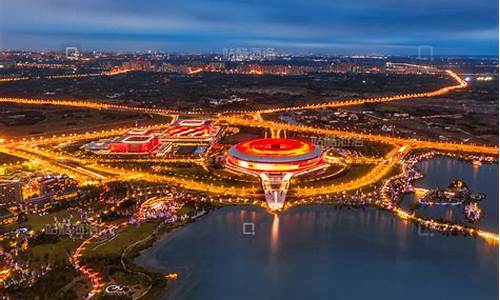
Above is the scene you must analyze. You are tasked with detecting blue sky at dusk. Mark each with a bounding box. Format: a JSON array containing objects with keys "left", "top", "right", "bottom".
[{"left": 0, "top": 0, "right": 498, "bottom": 55}]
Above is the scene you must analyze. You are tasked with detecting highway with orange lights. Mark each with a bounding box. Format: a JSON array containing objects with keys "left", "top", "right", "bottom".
[
  {"left": 0, "top": 68, "right": 131, "bottom": 83},
  {"left": 1, "top": 65, "right": 498, "bottom": 298}
]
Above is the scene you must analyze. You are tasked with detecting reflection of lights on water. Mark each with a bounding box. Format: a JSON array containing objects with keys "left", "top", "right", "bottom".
[
  {"left": 476, "top": 76, "right": 493, "bottom": 81},
  {"left": 270, "top": 214, "right": 280, "bottom": 253},
  {"left": 446, "top": 158, "right": 452, "bottom": 172},
  {"left": 445, "top": 207, "right": 453, "bottom": 221},
  {"left": 472, "top": 162, "right": 480, "bottom": 181}
]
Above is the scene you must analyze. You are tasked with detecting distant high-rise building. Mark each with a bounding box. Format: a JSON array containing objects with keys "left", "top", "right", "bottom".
[
  {"left": 385, "top": 62, "right": 438, "bottom": 75},
  {"left": 65, "top": 46, "right": 80, "bottom": 60},
  {"left": 222, "top": 48, "right": 278, "bottom": 61}
]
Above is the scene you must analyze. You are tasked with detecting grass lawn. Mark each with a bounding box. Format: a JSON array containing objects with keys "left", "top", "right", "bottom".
[
  {"left": 80, "top": 221, "right": 165, "bottom": 295},
  {"left": 28, "top": 237, "right": 81, "bottom": 266},
  {"left": 292, "top": 163, "right": 374, "bottom": 189},
  {"left": 84, "top": 221, "right": 161, "bottom": 259},
  {"left": 4, "top": 209, "right": 75, "bottom": 232},
  {"left": 7, "top": 267, "right": 81, "bottom": 300},
  {"left": 160, "top": 165, "right": 259, "bottom": 189},
  {"left": 0, "top": 151, "right": 27, "bottom": 165}
]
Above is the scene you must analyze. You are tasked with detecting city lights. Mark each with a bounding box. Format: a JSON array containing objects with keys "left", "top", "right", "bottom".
[{"left": 0, "top": 50, "right": 498, "bottom": 300}]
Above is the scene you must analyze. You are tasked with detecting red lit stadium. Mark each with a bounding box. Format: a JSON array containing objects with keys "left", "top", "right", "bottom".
[{"left": 225, "top": 138, "right": 326, "bottom": 175}]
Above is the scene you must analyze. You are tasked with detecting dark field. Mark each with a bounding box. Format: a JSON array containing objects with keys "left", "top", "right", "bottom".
[{"left": 0, "top": 72, "right": 454, "bottom": 112}]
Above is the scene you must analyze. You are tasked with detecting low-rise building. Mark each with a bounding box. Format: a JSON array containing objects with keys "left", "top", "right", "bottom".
[{"left": 0, "top": 180, "right": 23, "bottom": 208}]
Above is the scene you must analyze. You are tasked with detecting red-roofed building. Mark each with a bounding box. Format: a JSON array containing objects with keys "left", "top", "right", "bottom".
[
  {"left": 162, "top": 119, "right": 221, "bottom": 144},
  {"left": 108, "top": 134, "right": 159, "bottom": 153}
]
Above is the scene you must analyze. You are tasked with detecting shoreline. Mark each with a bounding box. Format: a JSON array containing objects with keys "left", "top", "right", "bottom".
[
  {"left": 124, "top": 155, "right": 499, "bottom": 299},
  {"left": 131, "top": 203, "right": 499, "bottom": 300}
]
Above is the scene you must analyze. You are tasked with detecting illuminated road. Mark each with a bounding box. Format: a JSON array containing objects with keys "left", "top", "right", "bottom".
[
  {"left": 378, "top": 153, "right": 499, "bottom": 244},
  {"left": 0, "top": 68, "right": 131, "bottom": 83},
  {"left": 0, "top": 69, "right": 467, "bottom": 118},
  {"left": 1, "top": 63, "right": 499, "bottom": 299},
  {"left": 2, "top": 141, "right": 260, "bottom": 197},
  {"left": 221, "top": 69, "right": 467, "bottom": 115},
  {"left": 218, "top": 116, "right": 498, "bottom": 155},
  {"left": 0, "top": 96, "right": 181, "bottom": 117},
  {"left": 295, "top": 145, "right": 409, "bottom": 197}
]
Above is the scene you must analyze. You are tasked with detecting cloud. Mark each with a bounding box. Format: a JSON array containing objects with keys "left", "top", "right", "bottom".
[{"left": 1, "top": 0, "right": 498, "bottom": 54}]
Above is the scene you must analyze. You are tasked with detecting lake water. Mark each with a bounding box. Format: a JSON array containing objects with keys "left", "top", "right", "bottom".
[
  {"left": 402, "top": 157, "right": 499, "bottom": 232},
  {"left": 136, "top": 158, "right": 499, "bottom": 300}
]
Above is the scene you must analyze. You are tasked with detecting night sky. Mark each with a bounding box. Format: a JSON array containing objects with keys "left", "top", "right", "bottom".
[{"left": 1, "top": 0, "right": 498, "bottom": 55}]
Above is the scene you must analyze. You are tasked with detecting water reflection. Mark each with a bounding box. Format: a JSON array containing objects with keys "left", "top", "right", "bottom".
[
  {"left": 136, "top": 205, "right": 498, "bottom": 300},
  {"left": 402, "top": 157, "right": 498, "bottom": 232},
  {"left": 135, "top": 157, "right": 498, "bottom": 300},
  {"left": 445, "top": 207, "right": 453, "bottom": 221},
  {"left": 270, "top": 214, "right": 280, "bottom": 255},
  {"left": 472, "top": 163, "right": 480, "bottom": 180}
]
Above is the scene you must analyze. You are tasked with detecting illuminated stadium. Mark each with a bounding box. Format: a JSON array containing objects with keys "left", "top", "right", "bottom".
[
  {"left": 225, "top": 138, "right": 327, "bottom": 211},
  {"left": 226, "top": 138, "right": 325, "bottom": 175}
]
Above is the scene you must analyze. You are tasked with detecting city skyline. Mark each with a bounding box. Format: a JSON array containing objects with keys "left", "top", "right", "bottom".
[{"left": 1, "top": 0, "right": 498, "bottom": 55}]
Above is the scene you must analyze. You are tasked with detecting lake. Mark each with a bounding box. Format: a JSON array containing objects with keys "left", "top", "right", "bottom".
[{"left": 136, "top": 157, "right": 498, "bottom": 300}]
